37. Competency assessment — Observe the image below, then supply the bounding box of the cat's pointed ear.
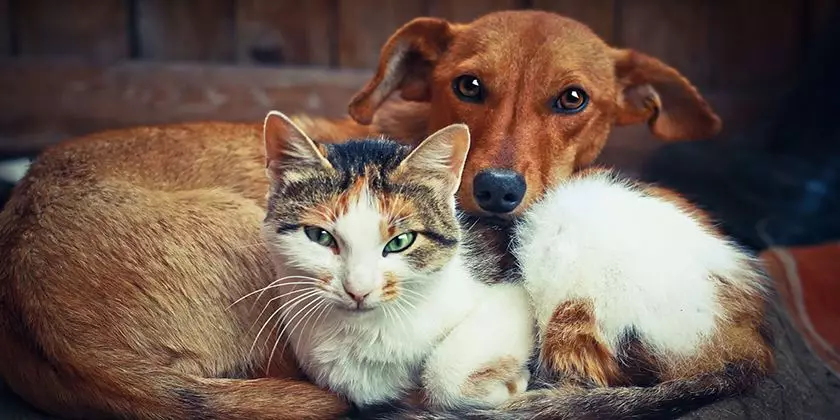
[395,124,470,196]
[263,110,332,178]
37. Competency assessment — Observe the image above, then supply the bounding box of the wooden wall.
[0,0,837,158]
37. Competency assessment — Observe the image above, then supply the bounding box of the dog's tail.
[1,325,349,420]
[356,362,764,420]
[4,360,350,420]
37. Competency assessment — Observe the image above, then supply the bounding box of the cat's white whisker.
[248,289,320,360]
[251,289,318,356]
[285,295,326,351]
[228,277,320,310]
[382,304,397,333]
[263,298,325,363]
[306,298,332,342]
[289,298,329,361]
[391,300,411,334]
[267,293,326,373]
[248,277,322,311]
[247,285,321,332]
[398,294,419,312]
[397,286,425,302]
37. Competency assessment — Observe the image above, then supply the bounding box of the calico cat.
[257,111,536,410]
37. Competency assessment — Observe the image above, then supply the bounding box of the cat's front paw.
[462,365,530,407]
[424,358,530,410]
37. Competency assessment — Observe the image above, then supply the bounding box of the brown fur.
[0,10,768,420]
[0,122,356,419]
[299,177,370,227]
[462,356,522,398]
[381,272,400,302]
[539,300,625,387]
[349,11,721,218]
[660,278,775,382]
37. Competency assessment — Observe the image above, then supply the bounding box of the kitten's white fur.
[265,185,534,408]
[514,170,763,356]
[261,115,534,409]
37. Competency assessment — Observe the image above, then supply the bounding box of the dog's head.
[348,10,721,219]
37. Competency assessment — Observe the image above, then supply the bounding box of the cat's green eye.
[304,226,335,248]
[383,232,417,255]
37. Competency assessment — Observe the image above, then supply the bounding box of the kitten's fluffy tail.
[355,361,762,420]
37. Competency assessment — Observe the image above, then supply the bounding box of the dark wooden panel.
[709,0,804,89]
[16,0,128,61]
[0,0,10,55]
[236,0,334,66]
[338,0,426,69]
[428,0,519,23]
[532,0,615,43]
[0,58,372,154]
[808,0,838,39]
[618,0,711,89]
[136,0,235,62]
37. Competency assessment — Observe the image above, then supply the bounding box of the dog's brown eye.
[452,75,484,103]
[552,87,588,114]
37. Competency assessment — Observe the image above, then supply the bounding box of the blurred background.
[0,1,839,418]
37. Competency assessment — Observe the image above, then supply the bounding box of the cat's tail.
[356,361,763,420]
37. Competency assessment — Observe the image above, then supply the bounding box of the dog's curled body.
[0,120,365,419]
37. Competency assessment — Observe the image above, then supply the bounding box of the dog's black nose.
[472,169,527,214]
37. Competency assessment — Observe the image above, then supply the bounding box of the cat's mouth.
[336,303,377,313]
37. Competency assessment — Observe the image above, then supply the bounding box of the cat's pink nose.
[344,285,370,303]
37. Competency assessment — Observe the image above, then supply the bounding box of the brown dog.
[0,10,770,420]
[349,11,721,220]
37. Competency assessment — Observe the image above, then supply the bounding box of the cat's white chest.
[292,273,480,406]
[304,317,437,405]
[290,309,441,406]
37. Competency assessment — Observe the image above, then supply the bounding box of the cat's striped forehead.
[267,139,460,255]
[296,176,419,242]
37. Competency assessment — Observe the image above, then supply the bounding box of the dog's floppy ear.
[348,17,457,125]
[611,49,722,141]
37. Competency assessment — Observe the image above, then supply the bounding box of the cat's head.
[261,110,470,313]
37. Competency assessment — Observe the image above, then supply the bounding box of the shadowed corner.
[0,379,57,420]
[639,6,840,253]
